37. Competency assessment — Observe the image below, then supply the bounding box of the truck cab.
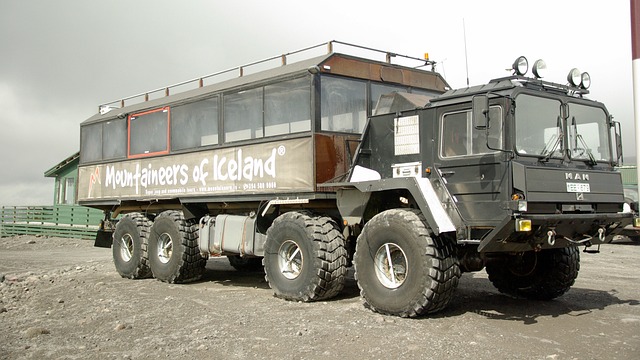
[334,57,635,316]
[343,57,631,251]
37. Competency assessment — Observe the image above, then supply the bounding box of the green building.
[0,152,102,239]
[44,152,79,205]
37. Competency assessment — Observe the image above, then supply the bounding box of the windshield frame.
[513,91,612,164]
[565,100,611,164]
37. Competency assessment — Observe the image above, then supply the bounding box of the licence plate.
[566,182,590,193]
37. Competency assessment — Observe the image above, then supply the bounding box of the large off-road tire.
[263,211,347,302]
[228,255,263,272]
[112,213,152,279]
[485,246,580,300]
[148,210,207,284]
[354,209,460,317]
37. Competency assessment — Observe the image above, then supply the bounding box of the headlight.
[515,219,532,232]
[580,72,591,89]
[512,56,528,76]
[567,68,582,87]
[532,59,546,79]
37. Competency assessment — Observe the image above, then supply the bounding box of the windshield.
[567,103,611,162]
[515,94,611,163]
[515,94,563,157]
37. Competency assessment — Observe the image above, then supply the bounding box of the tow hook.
[547,230,556,246]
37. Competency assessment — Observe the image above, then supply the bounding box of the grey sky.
[0,0,634,205]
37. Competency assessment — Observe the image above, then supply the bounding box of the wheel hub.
[119,234,134,262]
[278,240,303,280]
[157,233,173,264]
[374,243,408,289]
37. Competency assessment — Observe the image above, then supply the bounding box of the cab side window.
[441,112,468,157]
[440,107,502,158]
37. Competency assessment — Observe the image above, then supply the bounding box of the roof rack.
[98,40,436,113]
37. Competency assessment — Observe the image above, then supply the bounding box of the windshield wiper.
[575,133,597,166]
[571,116,597,166]
[539,116,563,162]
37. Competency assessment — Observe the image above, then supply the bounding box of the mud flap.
[94,229,113,248]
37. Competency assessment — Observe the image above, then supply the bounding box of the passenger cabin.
[77,42,449,216]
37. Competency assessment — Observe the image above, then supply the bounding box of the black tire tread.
[264,211,348,302]
[150,210,207,284]
[486,246,580,300]
[354,208,460,317]
[113,213,152,279]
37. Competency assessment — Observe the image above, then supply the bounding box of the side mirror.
[472,95,489,130]
[612,119,623,165]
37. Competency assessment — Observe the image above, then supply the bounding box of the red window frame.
[127,107,171,159]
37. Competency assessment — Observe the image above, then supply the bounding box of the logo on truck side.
[78,138,315,201]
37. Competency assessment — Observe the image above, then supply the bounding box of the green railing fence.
[0,205,104,240]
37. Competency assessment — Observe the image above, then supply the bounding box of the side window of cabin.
[321,76,367,133]
[80,119,126,163]
[128,107,170,158]
[265,77,311,136]
[440,106,503,158]
[172,96,219,150]
[103,119,127,160]
[370,83,407,114]
[224,88,263,142]
[80,123,102,163]
[223,76,312,143]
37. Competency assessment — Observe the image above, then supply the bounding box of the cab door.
[433,104,510,228]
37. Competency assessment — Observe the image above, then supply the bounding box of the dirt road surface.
[1,235,639,359]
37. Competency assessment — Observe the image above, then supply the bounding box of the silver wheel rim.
[157,233,173,264]
[119,234,134,262]
[278,240,303,280]
[374,243,408,289]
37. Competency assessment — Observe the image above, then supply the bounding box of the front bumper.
[478,212,634,252]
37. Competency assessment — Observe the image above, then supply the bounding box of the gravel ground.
[0,235,639,360]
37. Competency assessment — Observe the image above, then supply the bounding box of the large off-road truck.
[78,42,636,317]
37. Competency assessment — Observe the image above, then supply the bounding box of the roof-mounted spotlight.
[512,56,528,76]
[532,59,547,79]
[580,72,591,89]
[567,68,582,87]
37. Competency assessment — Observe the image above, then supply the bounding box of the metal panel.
[315,133,359,185]
[199,214,265,257]
[394,116,420,155]
[524,167,624,203]
[435,159,508,224]
[348,177,456,235]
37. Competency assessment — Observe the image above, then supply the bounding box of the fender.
[336,176,458,235]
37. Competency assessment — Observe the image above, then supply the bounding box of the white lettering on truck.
[213,148,277,181]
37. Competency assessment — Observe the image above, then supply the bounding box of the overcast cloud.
[0,0,634,205]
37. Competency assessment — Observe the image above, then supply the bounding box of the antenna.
[463,18,470,87]
[440,58,447,80]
